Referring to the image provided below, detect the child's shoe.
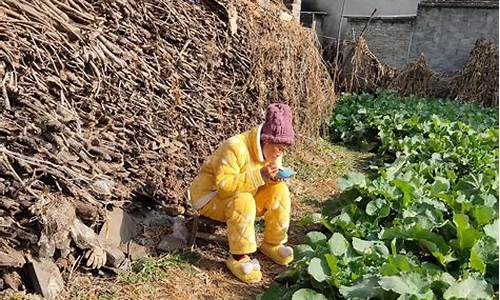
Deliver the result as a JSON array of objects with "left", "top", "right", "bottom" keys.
[
  {"left": 225, "top": 255, "right": 262, "bottom": 283},
  {"left": 259, "top": 242, "right": 293, "bottom": 266}
]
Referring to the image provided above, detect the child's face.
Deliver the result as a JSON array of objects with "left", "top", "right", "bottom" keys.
[{"left": 262, "top": 143, "right": 288, "bottom": 162}]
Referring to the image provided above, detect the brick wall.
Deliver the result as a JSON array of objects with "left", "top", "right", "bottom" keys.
[
  {"left": 409, "top": 1, "right": 499, "bottom": 73},
  {"left": 345, "top": 1, "right": 499, "bottom": 73},
  {"left": 346, "top": 17, "right": 415, "bottom": 68}
]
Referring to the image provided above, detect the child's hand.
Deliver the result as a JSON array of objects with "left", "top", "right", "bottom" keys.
[{"left": 261, "top": 162, "right": 279, "bottom": 181}]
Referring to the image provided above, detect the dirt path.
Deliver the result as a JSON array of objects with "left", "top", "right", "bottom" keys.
[{"left": 66, "top": 140, "right": 371, "bottom": 300}]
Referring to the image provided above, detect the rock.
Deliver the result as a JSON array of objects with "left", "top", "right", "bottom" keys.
[
  {"left": 38, "top": 233, "right": 57, "bottom": 259},
  {"left": 99, "top": 207, "right": 141, "bottom": 248},
  {"left": 92, "top": 178, "right": 115, "bottom": 196},
  {"left": 66, "top": 207, "right": 134, "bottom": 270},
  {"left": 0, "top": 243, "right": 26, "bottom": 268},
  {"left": 120, "top": 242, "right": 148, "bottom": 261},
  {"left": 142, "top": 210, "right": 175, "bottom": 227},
  {"left": 170, "top": 217, "right": 189, "bottom": 241},
  {"left": 74, "top": 200, "right": 100, "bottom": 223},
  {"left": 157, "top": 236, "right": 187, "bottom": 252},
  {"left": 25, "top": 258, "right": 64, "bottom": 300},
  {"left": 157, "top": 217, "right": 189, "bottom": 252},
  {"left": 104, "top": 247, "right": 127, "bottom": 269},
  {"left": 70, "top": 218, "right": 100, "bottom": 250}
]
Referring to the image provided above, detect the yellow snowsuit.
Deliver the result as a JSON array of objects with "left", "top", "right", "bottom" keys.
[{"left": 188, "top": 125, "right": 291, "bottom": 255}]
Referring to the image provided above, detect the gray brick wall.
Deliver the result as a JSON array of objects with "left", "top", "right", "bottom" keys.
[
  {"left": 409, "top": 3, "right": 499, "bottom": 73},
  {"left": 346, "top": 17, "right": 415, "bottom": 69},
  {"left": 344, "top": 1, "right": 498, "bottom": 73}
]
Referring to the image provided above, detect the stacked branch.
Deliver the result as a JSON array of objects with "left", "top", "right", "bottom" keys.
[
  {"left": 452, "top": 38, "right": 499, "bottom": 106},
  {"left": 390, "top": 54, "right": 451, "bottom": 98},
  {"left": 0, "top": 0, "right": 335, "bottom": 287},
  {"left": 330, "top": 37, "right": 498, "bottom": 107},
  {"left": 336, "top": 37, "right": 397, "bottom": 94}
]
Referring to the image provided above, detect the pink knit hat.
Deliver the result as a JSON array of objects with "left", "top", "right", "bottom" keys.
[{"left": 261, "top": 103, "right": 295, "bottom": 145}]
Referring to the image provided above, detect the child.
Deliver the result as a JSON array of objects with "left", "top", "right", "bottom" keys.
[{"left": 188, "top": 103, "right": 295, "bottom": 283}]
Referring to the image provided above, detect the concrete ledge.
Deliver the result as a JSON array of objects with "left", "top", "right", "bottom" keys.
[
  {"left": 345, "top": 15, "right": 417, "bottom": 22},
  {"left": 419, "top": 1, "right": 499, "bottom": 8},
  {"left": 301, "top": 10, "right": 328, "bottom": 15}
]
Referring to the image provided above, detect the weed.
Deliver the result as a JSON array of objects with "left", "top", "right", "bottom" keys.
[{"left": 119, "top": 251, "right": 201, "bottom": 284}]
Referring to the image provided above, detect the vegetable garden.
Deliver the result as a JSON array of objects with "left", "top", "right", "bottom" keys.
[{"left": 260, "top": 91, "right": 499, "bottom": 300}]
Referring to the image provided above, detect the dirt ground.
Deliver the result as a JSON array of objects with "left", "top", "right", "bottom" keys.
[{"left": 60, "top": 139, "right": 371, "bottom": 300}]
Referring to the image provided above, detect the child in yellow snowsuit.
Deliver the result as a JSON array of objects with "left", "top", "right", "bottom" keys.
[{"left": 188, "top": 103, "right": 295, "bottom": 283}]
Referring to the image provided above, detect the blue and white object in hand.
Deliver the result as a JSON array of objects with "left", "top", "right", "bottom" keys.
[{"left": 276, "top": 167, "right": 296, "bottom": 179}]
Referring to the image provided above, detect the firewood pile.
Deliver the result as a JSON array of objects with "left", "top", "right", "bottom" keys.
[
  {"left": 330, "top": 37, "right": 498, "bottom": 107},
  {"left": 335, "top": 38, "right": 397, "bottom": 94},
  {"left": 451, "top": 38, "right": 499, "bottom": 107},
  {"left": 389, "top": 54, "right": 451, "bottom": 98},
  {"left": 0, "top": 0, "right": 334, "bottom": 295}
]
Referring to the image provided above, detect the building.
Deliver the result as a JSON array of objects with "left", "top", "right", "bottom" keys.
[{"left": 299, "top": 0, "right": 499, "bottom": 73}]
